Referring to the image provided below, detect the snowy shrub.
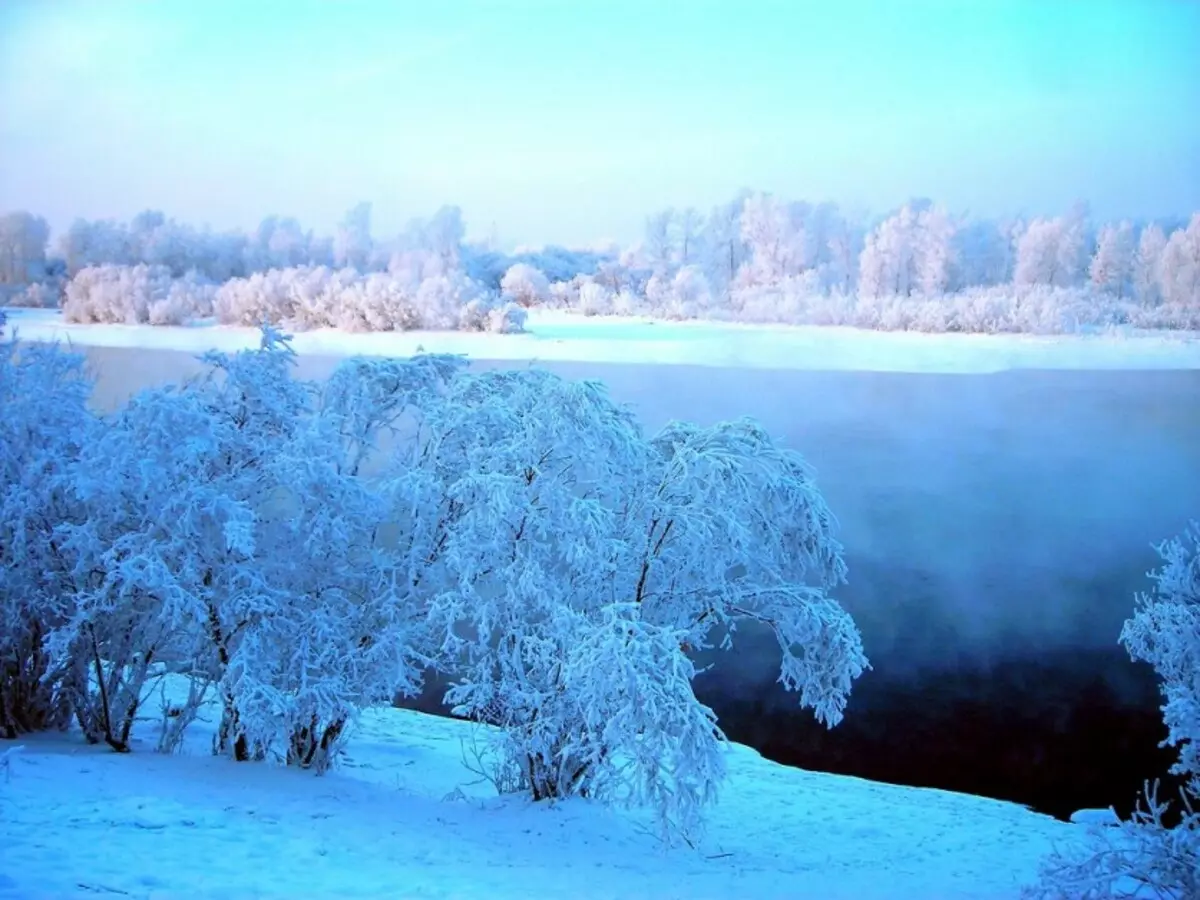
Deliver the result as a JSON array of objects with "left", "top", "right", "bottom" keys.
[
  {"left": 48, "top": 327, "right": 468, "bottom": 767},
  {"left": 1026, "top": 525, "right": 1200, "bottom": 899},
  {"left": 577, "top": 281, "right": 613, "bottom": 316},
  {"left": 1123, "top": 527, "right": 1200, "bottom": 791},
  {"left": 414, "top": 369, "right": 866, "bottom": 837},
  {"left": 500, "top": 263, "right": 551, "bottom": 307},
  {"left": 212, "top": 266, "right": 520, "bottom": 334},
  {"left": 63, "top": 264, "right": 213, "bottom": 325},
  {"left": 0, "top": 335, "right": 95, "bottom": 739},
  {"left": 487, "top": 301, "right": 528, "bottom": 334},
  {"left": 548, "top": 279, "right": 580, "bottom": 309},
  {"left": 213, "top": 268, "right": 296, "bottom": 326},
  {"left": 0, "top": 280, "right": 61, "bottom": 309},
  {"left": 221, "top": 349, "right": 465, "bottom": 770}
]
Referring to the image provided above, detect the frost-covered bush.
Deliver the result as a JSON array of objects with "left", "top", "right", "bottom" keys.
[
  {"left": 63, "top": 264, "right": 213, "bottom": 325},
  {"left": 414, "top": 368, "right": 866, "bottom": 837},
  {"left": 0, "top": 280, "right": 62, "bottom": 309},
  {"left": 550, "top": 276, "right": 1198, "bottom": 335},
  {"left": 0, "top": 333, "right": 95, "bottom": 739},
  {"left": 42, "top": 327, "right": 466, "bottom": 767},
  {"left": 500, "top": 263, "right": 551, "bottom": 307},
  {"left": 1124, "top": 527, "right": 1200, "bottom": 791},
  {"left": 577, "top": 281, "right": 613, "bottom": 316},
  {"left": 1026, "top": 525, "right": 1200, "bottom": 899},
  {"left": 212, "top": 266, "right": 523, "bottom": 333}
]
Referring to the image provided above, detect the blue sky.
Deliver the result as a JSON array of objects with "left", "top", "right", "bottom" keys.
[{"left": 1, "top": 0, "right": 1197, "bottom": 246}]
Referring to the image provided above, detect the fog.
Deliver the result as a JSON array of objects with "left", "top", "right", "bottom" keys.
[{"left": 78, "top": 346, "right": 1200, "bottom": 817}]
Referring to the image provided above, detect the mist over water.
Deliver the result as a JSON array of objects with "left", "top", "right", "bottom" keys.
[{"left": 78, "top": 346, "right": 1200, "bottom": 818}]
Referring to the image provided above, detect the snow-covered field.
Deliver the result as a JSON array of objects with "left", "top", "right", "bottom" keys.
[
  {"left": 0, "top": 683, "right": 1077, "bottom": 900},
  {"left": 5, "top": 306, "right": 1200, "bottom": 373}
]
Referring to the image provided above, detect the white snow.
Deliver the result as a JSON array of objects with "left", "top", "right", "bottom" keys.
[
  {"left": 0, "top": 684, "right": 1080, "bottom": 900},
  {"left": 5, "top": 306, "right": 1200, "bottom": 373},
  {"left": 1068, "top": 808, "right": 1122, "bottom": 827}
]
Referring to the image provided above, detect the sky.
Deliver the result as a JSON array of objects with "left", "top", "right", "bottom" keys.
[{"left": 1, "top": 0, "right": 1197, "bottom": 248}]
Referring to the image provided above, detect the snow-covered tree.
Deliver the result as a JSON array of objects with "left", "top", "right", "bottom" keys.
[
  {"left": 953, "top": 219, "right": 1014, "bottom": 288},
  {"left": 58, "top": 219, "right": 134, "bottom": 276},
  {"left": 662, "top": 265, "right": 715, "bottom": 319},
  {"left": 415, "top": 369, "right": 867, "bottom": 836},
  {"left": 577, "top": 280, "right": 613, "bottom": 316},
  {"left": 858, "top": 206, "right": 918, "bottom": 298},
  {"left": 1160, "top": 215, "right": 1200, "bottom": 309},
  {"left": 48, "top": 329, "right": 467, "bottom": 765},
  {"left": 245, "top": 216, "right": 313, "bottom": 272},
  {"left": 823, "top": 214, "right": 862, "bottom": 295},
  {"left": 1088, "top": 221, "right": 1136, "bottom": 298},
  {"left": 500, "top": 263, "right": 551, "bottom": 307},
  {"left": 913, "top": 205, "right": 957, "bottom": 296},
  {"left": 0, "top": 211, "right": 50, "bottom": 285},
  {"left": 739, "top": 194, "right": 812, "bottom": 287},
  {"left": 62, "top": 264, "right": 213, "bottom": 326},
  {"left": 643, "top": 209, "right": 676, "bottom": 275},
  {"left": 676, "top": 207, "right": 705, "bottom": 266},
  {"left": 1026, "top": 523, "right": 1199, "bottom": 899},
  {"left": 334, "top": 202, "right": 373, "bottom": 271},
  {"left": 703, "top": 194, "right": 750, "bottom": 298},
  {"left": 1014, "top": 217, "right": 1089, "bottom": 289},
  {"left": 0, "top": 334, "right": 95, "bottom": 739},
  {"left": 1133, "top": 224, "right": 1168, "bottom": 307}
]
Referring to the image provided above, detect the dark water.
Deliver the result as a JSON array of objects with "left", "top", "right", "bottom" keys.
[{"left": 79, "top": 347, "right": 1200, "bottom": 819}]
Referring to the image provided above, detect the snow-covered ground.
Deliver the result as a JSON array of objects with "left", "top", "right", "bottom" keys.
[
  {"left": 5, "top": 306, "right": 1200, "bottom": 373},
  {"left": 0, "top": 685, "right": 1079, "bottom": 900}
]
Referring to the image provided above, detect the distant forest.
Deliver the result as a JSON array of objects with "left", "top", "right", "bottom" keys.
[{"left": 1, "top": 196, "right": 1197, "bottom": 334}]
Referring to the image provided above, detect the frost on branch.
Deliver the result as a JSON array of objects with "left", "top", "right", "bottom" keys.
[
  {"left": 1123, "top": 526, "right": 1200, "bottom": 790},
  {"left": 41, "top": 326, "right": 461, "bottom": 767},
  {"left": 633, "top": 418, "right": 866, "bottom": 727},
  {"left": 1026, "top": 524, "right": 1200, "bottom": 899},
  {"left": 415, "top": 367, "right": 865, "bottom": 836},
  {"left": 0, "top": 334, "right": 95, "bottom": 738}
]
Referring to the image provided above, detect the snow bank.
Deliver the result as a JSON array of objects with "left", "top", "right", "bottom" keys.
[
  {"left": 4, "top": 305, "right": 1199, "bottom": 373},
  {"left": 0, "top": 676, "right": 1076, "bottom": 899}
]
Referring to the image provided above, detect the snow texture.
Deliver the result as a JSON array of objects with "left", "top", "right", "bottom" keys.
[
  {"left": 0, "top": 676, "right": 1078, "bottom": 900},
  {"left": 3, "top": 306, "right": 1199, "bottom": 374}
]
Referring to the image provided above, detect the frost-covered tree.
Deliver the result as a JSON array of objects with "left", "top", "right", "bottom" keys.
[
  {"left": 1133, "top": 224, "right": 1168, "bottom": 307},
  {"left": 953, "top": 218, "right": 1014, "bottom": 288},
  {"left": 676, "top": 207, "right": 705, "bottom": 266},
  {"left": 415, "top": 369, "right": 866, "bottom": 836},
  {"left": 48, "top": 329, "right": 466, "bottom": 765},
  {"left": 500, "top": 263, "right": 551, "bottom": 307},
  {"left": 1160, "top": 215, "right": 1200, "bottom": 309},
  {"left": 245, "top": 216, "right": 313, "bottom": 271},
  {"left": 858, "top": 206, "right": 918, "bottom": 298},
  {"left": 576, "top": 280, "right": 613, "bottom": 316},
  {"left": 662, "top": 265, "right": 716, "bottom": 319},
  {"left": 913, "top": 205, "right": 957, "bottom": 296},
  {"left": 1089, "top": 222, "right": 1136, "bottom": 298},
  {"left": 58, "top": 219, "right": 134, "bottom": 276},
  {"left": 63, "top": 264, "right": 213, "bottom": 326},
  {"left": 1026, "top": 523, "right": 1199, "bottom": 899},
  {"left": 1123, "top": 526, "right": 1200, "bottom": 789},
  {"left": 739, "top": 194, "right": 812, "bottom": 287},
  {"left": 0, "top": 211, "right": 50, "bottom": 285},
  {"left": 334, "top": 202, "right": 373, "bottom": 271},
  {"left": 703, "top": 193, "right": 750, "bottom": 298},
  {"left": 0, "top": 333, "right": 95, "bottom": 739},
  {"left": 644, "top": 208, "right": 677, "bottom": 275},
  {"left": 1014, "top": 216, "right": 1089, "bottom": 289}
]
